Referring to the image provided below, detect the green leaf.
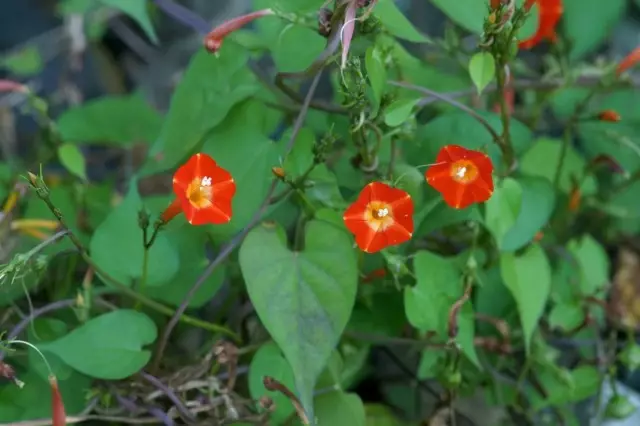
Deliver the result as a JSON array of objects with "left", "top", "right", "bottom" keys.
[
  {"left": 143, "top": 220, "right": 226, "bottom": 308},
  {"left": 283, "top": 127, "right": 315, "bottom": 179},
  {"left": 272, "top": 24, "right": 325, "bottom": 72},
  {"left": 315, "top": 391, "right": 366, "bottom": 426},
  {"left": 364, "top": 404, "right": 408, "bottom": 426},
  {"left": 146, "top": 43, "right": 260, "bottom": 172},
  {"left": 0, "top": 365, "right": 90, "bottom": 422},
  {"left": 562, "top": 0, "right": 626, "bottom": 60},
  {"left": 373, "top": 0, "right": 430, "bottom": 43},
  {"left": 392, "top": 163, "right": 424, "bottom": 207},
  {"left": 468, "top": 52, "right": 496, "bottom": 94},
  {"left": 365, "top": 45, "right": 387, "bottom": 110},
  {"left": 239, "top": 215, "right": 358, "bottom": 421},
  {"left": 619, "top": 343, "right": 640, "bottom": 371},
  {"left": 500, "top": 177, "right": 555, "bottom": 252},
  {"left": 305, "top": 165, "right": 347, "bottom": 210},
  {"left": 316, "top": 351, "right": 345, "bottom": 389},
  {"left": 40, "top": 310, "right": 157, "bottom": 379},
  {"left": 99, "top": 0, "right": 158, "bottom": 44},
  {"left": 1, "top": 46, "right": 43, "bottom": 76},
  {"left": 384, "top": 98, "right": 420, "bottom": 127},
  {"left": 404, "top": 251, "right": 480, "bottom": 368},
  {"left": 605, "top": 395, "right": 637, "bottom": 420},
  {"left": 20, "top": 186, "right": 79, "bottom": 255},
  {"left": 57, "top": 143, "right": 87, "bottom": 181},
  {"left": 58, "top": 0, "right": 94, "bottom": 14},
  {"left": 430, "top": 0, "right": 485, "bottom": 34},
  {"left": 266, "top": 0, "right": 323, "bottom": 13},
  {"left": 248, "top": 342, "right": 296, "bottom": 423},
  {"left": 567, "top": 235, "right": 609, "bottom": 295},
  {"left": 418, "top": 349, "right": 445, "bottom": 379},
  {"left": 520, "top": 137, "right": 598, "bottom": 194},
  {"left": 500, "top": 244, "right": 551, "bottom": 353},
  {"left": 577, "top": 122, "right": 640, "bottom": 174},
  {"left": 57, "top": 94, "right": 162, "bottom": 146},
  {"left": 413, "top": 197, "right": 483, "bottom": 238},
  {"left": 89, "top": 183, "right": 179, "bottom": 288},
  {"left": 485, "top": 177, "right": 522, "bottom": 249},
  {"left": 548, "top": 302, "right": 585, "bottom": 332}
]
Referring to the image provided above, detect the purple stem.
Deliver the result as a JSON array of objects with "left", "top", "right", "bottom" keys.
[
  {"left": 0, "top": 299, "right": 76, "bottom": 361},
  {"left": 152, "top": 0, "right": 210, "bottom": 35},
  {"left": 141, "top": 371, "right": 196, "bottom": 422},
  {"left": 116, "top": 393, "right": 175, "bottom": 426},
  {"left": 147, "top": 405, "right": 175, "bottom": 426}
]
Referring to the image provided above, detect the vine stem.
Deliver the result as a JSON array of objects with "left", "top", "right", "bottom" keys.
[
  {"left": 388, "top": 81, "right": 502, "bottom": 145},
  {"left": 553, "top": 88, "right": 599, "bottom": 190},
  {"left": 26, "top": 176, "right": 239, "bottom": 340},
  {"left": 494, "top": 64, "right": 515, "bottom": 171}
]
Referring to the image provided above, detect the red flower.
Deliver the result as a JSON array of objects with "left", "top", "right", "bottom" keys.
[
  {"left": 616, "top": 47, "right": 640, "bottom": 76},
  {"left": 343, "top": 182, "right": 414, "bottom": 254},
  {"left": 425, "top": 145, "right": 494, "bottom": 209},
  {"left": 204, "top": 9, "right": 274, "bottom": 54},
  {"left": 518, "top": 0, "right": 563, "bottom": 50},
  {"left": 160, "top": 153, "right": 236, "bottom": 226},
  {"left": 50, "top": 375, "right": 66, "bottom": 426},
  {"left": 597, "top": 110, "right": 621, "bottom": 122}
]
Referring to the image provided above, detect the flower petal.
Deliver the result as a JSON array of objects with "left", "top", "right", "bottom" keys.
[
  {"left": 426, "top": 145, "right": 494, "bottom": 209},
  {"left": 186, "top": 204, "right": 232, "bottom": 225}
]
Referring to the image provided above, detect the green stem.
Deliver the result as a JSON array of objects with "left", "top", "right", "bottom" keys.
[
  {"left": 553, "top": 88, "right": 599, "bottom": 190},
  {"left": 553, "top": 125, "right": 572, "bottom": 191},
  {"left": 28, "top": 176, "right": 241, "bottom": 342},
  {"left": 495, "top": 64, "right": 515, "bottom": 172},
  {"left": 134, "top": 247, "right": 150, "bottom": 311}
]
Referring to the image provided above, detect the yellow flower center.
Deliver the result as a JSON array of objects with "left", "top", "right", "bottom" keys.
[
  {"left": 186, "top": 176, "right": 213, "bottom": 209},
  {"left": 365, "top": 201, "right": 394, "bottom": 231},
  {"left": 450, "top": 160, "right": 479, "bottom": 184}
]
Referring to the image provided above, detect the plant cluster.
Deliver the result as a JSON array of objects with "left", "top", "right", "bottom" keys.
[{"left": 2, "top": 0, "right": 640, "bottom": 425}]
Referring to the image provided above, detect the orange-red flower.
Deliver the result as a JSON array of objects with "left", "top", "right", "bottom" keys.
[
  {"left": 597, "top": 110, "right": 621, "bottom": 122},
  {"left": 616, "top": 47, "right": 640, "bottom": 76},
  {"left": 160, "top": 153, "right": 236, "bottom": 226},
  {"left": 518, "top": 0, "right": 563, "bottom": 50},
  {"left": 343, "top": 182, "right": 414, "bottom": 254},
  {"left": 426, "top": 145, "right": 494, "bottom": 209}
]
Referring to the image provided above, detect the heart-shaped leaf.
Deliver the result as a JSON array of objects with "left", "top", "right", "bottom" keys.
[
  {"left": 239, "top": 213, "right": 358, "bottom": 421},
  {"left": 39, "top": 310, "right": 157, "bottom": 379},
  {"left": 89, "top": 183, "right": 179, "bottom": 288}
]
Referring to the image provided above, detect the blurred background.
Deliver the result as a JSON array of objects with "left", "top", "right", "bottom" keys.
[{"left": 4, "top": 1, "right": 640, "bottom": 425}]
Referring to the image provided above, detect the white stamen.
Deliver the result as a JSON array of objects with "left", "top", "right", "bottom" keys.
[
  {"left": 377, "top": 208, "right": 388, "bottom": 218},
  {"left": 456, "top": 167, "right": 467, "bottom": 178},
  {"left": 201, "top": 176, "right": 212, "bottom": 186}
]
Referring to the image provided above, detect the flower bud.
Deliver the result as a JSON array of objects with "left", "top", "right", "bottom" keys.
[{"left": 597, "top": 109, "right": 621, "bottom": 122}]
